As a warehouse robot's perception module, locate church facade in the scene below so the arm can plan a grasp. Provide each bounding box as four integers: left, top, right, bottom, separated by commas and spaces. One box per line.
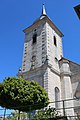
18, 5, 80, 117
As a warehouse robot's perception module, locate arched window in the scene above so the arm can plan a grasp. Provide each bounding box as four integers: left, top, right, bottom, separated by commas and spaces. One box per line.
54, 36, 57, 46
33, 34, 37, 44
55, 87, 60, 108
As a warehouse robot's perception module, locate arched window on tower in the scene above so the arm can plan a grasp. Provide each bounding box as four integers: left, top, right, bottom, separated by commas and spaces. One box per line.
33, 34, 37, 44
55, 87, 60, 108
54, 36, 57, 46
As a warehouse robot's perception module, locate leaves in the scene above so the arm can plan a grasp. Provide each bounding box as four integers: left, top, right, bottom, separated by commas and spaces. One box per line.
0, 77, 49, 112
33, 107, 60, 120
6, 110, 27, 120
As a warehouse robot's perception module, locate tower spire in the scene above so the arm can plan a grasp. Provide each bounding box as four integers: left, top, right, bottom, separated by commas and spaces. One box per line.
42, 4, 46, 15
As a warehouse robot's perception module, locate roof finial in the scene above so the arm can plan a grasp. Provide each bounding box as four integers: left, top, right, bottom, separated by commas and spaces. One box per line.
42, 4, 46, 15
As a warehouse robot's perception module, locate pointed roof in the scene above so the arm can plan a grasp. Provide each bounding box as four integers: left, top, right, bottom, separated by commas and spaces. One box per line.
23, 4, 63, 37
42, 4, 46, 16
33, 4, 47, 23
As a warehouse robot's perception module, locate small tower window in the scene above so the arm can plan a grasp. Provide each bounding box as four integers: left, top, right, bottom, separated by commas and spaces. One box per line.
54, 36, 57, 46
33, 34, 37, 44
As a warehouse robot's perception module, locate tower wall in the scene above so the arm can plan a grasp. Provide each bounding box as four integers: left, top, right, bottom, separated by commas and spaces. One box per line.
21, 19, 64, 112
22, 22, 47, 72
46, 22, 63, 72
47, 67, 61, 103
23, 64, 48, 92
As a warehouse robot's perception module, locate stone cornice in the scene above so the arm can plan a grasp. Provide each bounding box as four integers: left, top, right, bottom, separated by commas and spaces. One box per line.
17, 62, 61, 77
60, 71, 71, 77
17, 63, 47, 77
47, 63, 60, 76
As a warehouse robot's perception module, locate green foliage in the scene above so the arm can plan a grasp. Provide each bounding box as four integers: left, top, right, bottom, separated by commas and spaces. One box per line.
33, 107, 60, 120
6, 110, 27, 120
0, 77, 49, 112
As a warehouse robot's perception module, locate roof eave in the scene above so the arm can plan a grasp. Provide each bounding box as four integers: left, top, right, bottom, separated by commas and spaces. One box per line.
23, 16, 64, 37
23, 17, 46, 33
45, 16, 64, 37
59, 57, 80, 66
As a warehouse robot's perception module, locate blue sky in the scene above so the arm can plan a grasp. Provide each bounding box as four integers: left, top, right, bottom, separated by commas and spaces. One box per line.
0, 0, 80, 83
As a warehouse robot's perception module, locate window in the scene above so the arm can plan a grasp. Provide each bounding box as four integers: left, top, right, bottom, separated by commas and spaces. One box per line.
33, 34, 37, 44
54, 36, 57, 46
55, 87, 60, 108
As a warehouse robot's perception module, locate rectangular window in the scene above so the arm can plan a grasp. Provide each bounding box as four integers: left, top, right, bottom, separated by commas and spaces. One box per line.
33, 34, 37, 44
54, 36, 57, 46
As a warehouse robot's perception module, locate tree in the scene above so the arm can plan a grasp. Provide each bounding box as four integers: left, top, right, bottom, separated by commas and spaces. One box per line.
6, 110, 27, 120
0, 77, 49, 112
33, 107, 61, 120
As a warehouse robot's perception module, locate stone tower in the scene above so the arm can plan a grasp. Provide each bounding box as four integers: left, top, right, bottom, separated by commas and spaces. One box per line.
21, 4, 63, 102
18, 4, 75, 117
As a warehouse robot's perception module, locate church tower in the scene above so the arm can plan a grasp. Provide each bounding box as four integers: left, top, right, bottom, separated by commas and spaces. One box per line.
20, 4, 63, 102
18, 4, 74, 116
